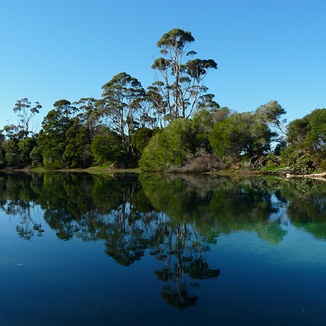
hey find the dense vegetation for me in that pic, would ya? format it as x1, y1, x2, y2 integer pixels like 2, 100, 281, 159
0, 28, 325, 173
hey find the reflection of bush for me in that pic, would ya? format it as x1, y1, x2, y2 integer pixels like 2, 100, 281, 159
277, 178, 326, 240
139, 174, 285, 244
256, 222, 287, 245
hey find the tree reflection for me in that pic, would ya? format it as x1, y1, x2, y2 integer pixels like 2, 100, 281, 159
15, 203, 44, 240
139, 174, 286, 245
103, 210, 148, 266
1, 172, 326, 308
0, 173, 44, 240
150, 220, 220, 309
276, 178, 326, 240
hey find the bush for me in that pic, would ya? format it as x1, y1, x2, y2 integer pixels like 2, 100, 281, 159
91, 131, 122, 165
140, 119, 196, 171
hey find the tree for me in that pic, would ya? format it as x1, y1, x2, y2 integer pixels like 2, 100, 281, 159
149, 28, 218, 123
208, 102, 286, 165
1, 99, 42, 168
2, 98, 42, 141
209, 111, 275, 163
18, 137, 37, 167
73, 97, 100, 141
2, 139, 19, 167
13, 98, 42, 137
53, 99, 78, 118
281, 108, 326, 171
255, 100, 287, 135
36, 100, 75, 169
131, 127, 156, 161
63, 118, 93, 168
192, 107, 230, 153
97, 72, 146, 154
2, 124, 20, 141
0, 132, 6, 168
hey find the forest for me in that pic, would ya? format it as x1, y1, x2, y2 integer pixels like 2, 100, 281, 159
1, 28, 325, 174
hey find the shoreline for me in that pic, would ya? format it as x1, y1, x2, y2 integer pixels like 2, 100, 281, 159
2, 166, 324, 179
0, 166, 275, 176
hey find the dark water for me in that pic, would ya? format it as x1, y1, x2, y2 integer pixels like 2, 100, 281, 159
0, 172, 326, 325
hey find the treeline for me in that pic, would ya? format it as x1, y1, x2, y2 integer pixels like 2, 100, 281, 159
1, 28, 325, 173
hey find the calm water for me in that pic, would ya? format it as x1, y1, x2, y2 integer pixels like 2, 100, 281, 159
0, 172, 326, 325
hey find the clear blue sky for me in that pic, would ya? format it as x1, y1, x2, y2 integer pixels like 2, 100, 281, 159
1, 0, 325, 130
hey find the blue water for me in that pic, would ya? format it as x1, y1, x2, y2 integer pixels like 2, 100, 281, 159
0, 173, 326, 325
1, 213, 325, 326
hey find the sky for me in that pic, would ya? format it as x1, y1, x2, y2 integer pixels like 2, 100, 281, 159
1, 0, 326, 131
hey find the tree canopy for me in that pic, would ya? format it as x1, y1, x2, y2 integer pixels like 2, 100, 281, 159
149, 28, 218, 123
0, 28, 323, 174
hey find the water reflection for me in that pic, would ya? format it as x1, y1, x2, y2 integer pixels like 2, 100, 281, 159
1, 172, 326, 310
139, 174, 287, 244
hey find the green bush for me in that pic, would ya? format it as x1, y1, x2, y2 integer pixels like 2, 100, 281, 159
139, 118, 196, 171
91, 131, 122, 165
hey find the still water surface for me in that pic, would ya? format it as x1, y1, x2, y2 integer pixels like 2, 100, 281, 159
0, 172, 325, 325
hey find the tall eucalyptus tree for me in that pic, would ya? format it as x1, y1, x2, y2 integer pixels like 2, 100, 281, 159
149, 28, 218, 125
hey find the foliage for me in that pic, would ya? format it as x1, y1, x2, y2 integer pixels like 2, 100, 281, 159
3, 28, 326, 173
2, 98, 41, 141
63, 119, 93, 168
29, 145, 43, 167
18, 137, 37, 167
254, 100, 287, 134
73, 97, 101, 141
13, 98, 42, 137
37, 104, 73, 169
149, 28, 218, 124
139, 118, 197, 171
0, 132, 38, 168
2, 139, 20, 167
97, 72, 146, 153
281, 108, 326, 171
191, 107, 230, 153
90, 129, 122, 166
209, 102, 286, 165
131, 127, 156, 160
139, 112, 226, 172
210, 112, 269, 161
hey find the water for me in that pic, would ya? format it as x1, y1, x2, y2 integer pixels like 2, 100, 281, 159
0, 172, 325, 325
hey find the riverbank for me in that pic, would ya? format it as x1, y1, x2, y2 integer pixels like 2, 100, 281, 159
3, 166, 324, 179
0, 166, 271, 176
0, 166, 142, 175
